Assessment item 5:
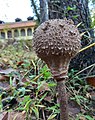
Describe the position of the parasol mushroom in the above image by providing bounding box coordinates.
[33,19,81,120]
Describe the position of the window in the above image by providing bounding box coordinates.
[7,31,12,38]
[21,29,25,36]
[27,28,32,36]
[14,29,19,37]
[1,32,5,39]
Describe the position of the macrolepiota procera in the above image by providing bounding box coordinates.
[33,19,81,120]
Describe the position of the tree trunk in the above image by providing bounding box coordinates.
[39,0,48,23]
[48,0,94,37]
[48,0,95,74]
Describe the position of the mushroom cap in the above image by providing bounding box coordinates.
[33,19,81,59]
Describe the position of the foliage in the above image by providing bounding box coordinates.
[89,1,95,28]
[30,0,95,29]
[30,0,40,22]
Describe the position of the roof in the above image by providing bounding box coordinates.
[0,21,36,30]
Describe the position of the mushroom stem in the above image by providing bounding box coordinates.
[57,80,68,120]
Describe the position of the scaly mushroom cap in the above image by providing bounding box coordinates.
[33,19,81,80]
[33,19,81,58]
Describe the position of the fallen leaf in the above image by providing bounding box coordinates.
[8,111,26,120]
[0,112,8,120]
[39,82,50,92]
[16,61,24,67]
[68,100,81,116]
[0,68,16,75]
[44,96,52,103]
[0,75,9,81]
[0,81,10,91]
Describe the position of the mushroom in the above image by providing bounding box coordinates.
[33,19,81,120]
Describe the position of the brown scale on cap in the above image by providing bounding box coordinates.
[33,19,81,81]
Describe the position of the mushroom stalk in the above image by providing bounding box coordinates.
[57,80,68,120]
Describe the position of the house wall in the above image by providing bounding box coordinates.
[0,26,35,40]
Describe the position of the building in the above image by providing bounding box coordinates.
[0,18,36,40]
